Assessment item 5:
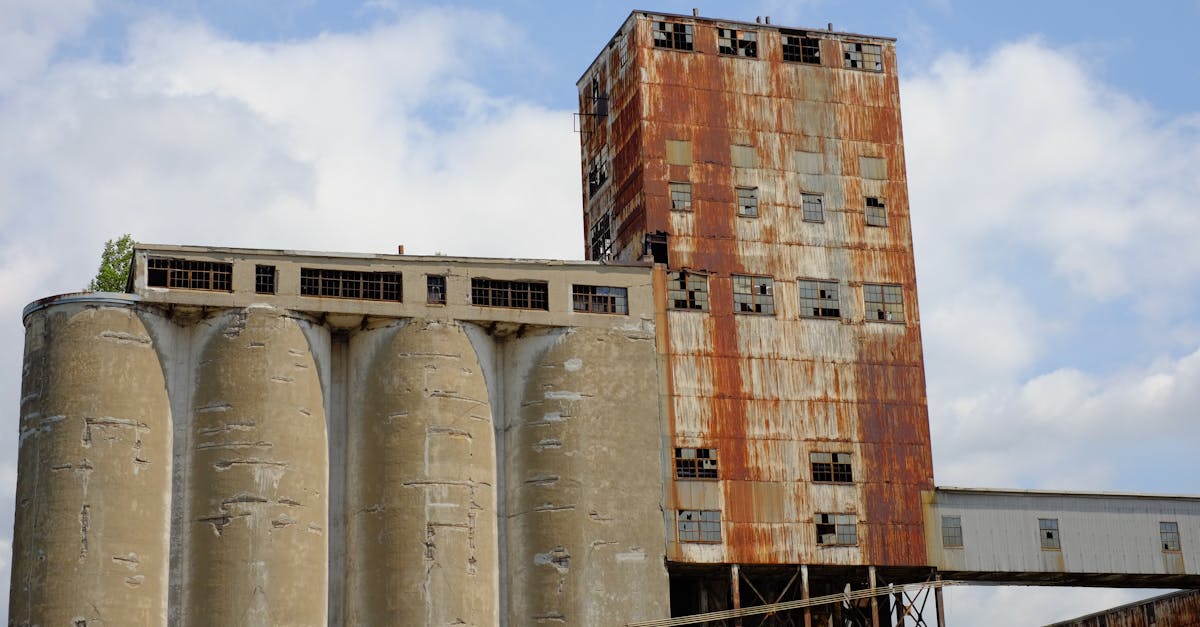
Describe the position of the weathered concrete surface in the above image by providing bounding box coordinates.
[506,326,670,626]
[12,302,172,626]
[345,319,498,625]
[187,306,328,625]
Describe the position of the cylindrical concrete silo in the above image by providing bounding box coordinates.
[345,319,498,626]
[506,326,669,626]
[11,297,172,626]
[186,306,327,625]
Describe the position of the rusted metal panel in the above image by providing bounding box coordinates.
[1047,590,1200,627]
[584,12,934,569]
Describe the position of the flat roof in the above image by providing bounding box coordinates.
[936,486,1200,502]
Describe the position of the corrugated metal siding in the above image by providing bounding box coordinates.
[589,15,934,567]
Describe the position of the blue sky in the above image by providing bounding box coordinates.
[1,0,1198,624]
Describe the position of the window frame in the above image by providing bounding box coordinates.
[1038,518,1061,551]
[781,31,821,65]
[865,196,888,227]
[736,186,759,218]
[667,270,709,311]
[863,283,905,323]
[669,181,693,211]
[147,257,233,292]
[299,268,402,302]
[732,274,774,315]
[470,278,549,311]
[802,192,825,223]
[572,284,629,315]
[843,41,883,72]
[426,275,447,305]
[652,21,694,51]
[674,447,718,480]
[941,515,964,548]
[717,28,757,57]
[1161,521,1182,552]
[798,279,841,319]
[810,452,853,483]
[254,264,276,295]
[677,509,722,543]
[815,513,857,546]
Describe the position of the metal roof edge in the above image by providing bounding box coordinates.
[935,485,1200,501]
[22,292,142,322]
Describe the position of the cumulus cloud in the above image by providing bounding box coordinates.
[0,0,94,91]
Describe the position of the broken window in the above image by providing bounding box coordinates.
[646,231,669,265]
[670,182,693,211]
[675,447,718,479]
[815,513,857,546]
[865,197,887,227]
[678,510,722,543]
[667,270,709,311]
[782,31,821,64]
[736,187,758,218]
[470,278,549,310]
[147,257,233,291]
[942,516,963,548]
[843,42,883,72]
[427,275,446,305]
[802,192,825,223]
[733,274,774,315]
[810,452,852,483]
[798,279,841,318]
[653,21,694,51]
[589,213,613,261]
[717,28,757,57]
[860,156,887,180]
[1039,518,1061,550]
[863,283,904,323]
[254,265,276,295]
[300,268,402,301]
[572,285,628,314]
[588,154,609,196]
[1161,522,1181,552]
[666,139,692,166]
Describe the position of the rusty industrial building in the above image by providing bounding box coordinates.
[10,10,1200,627]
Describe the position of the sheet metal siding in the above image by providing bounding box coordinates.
[606,16,933,567]
[926,490,1200,577]
[1049,590,1200,627]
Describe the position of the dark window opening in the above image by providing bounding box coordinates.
[799,279,840,318]
[572,285,628,314]
[427,275,446,305]
[942,515,963,548]
[811,452,853,483]
[733,274,774,315]
[668,270,708,311]
[653,21,694,51]
[864,283,904,322]
[844,42,883,72]
[255,265,276,294]
[646,231,669,265]
[678,510,721,543]
[782,32,821,64]
[300,268,401,301]
[1039,518,1061,550]
[717,28,757,57]
[865,196,887,227]
[815,513,857,546]
[147,257,233,292]
[675,447,718,479]
[588,154,609,196]
[470,278,548,310]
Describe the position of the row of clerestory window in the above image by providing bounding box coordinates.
[671,181,889,227]
[674,448,853,483]
[652,20,883,72]
[677,510,859,546]
[940,517,1185,553]
[668,270,906,323]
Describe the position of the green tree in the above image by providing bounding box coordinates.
[87,234,135,292]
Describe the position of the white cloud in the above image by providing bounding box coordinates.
[943,586,1169,627]
[0,0,94,92]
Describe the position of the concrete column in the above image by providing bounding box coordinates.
[801,565,811,627]
[187,307,328,625]
[934,573,946,627]
[505,326,668,626]
[11,300,172,626]
[345,319,498,626]
[870,566,880,627]
[731,563,742,627]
